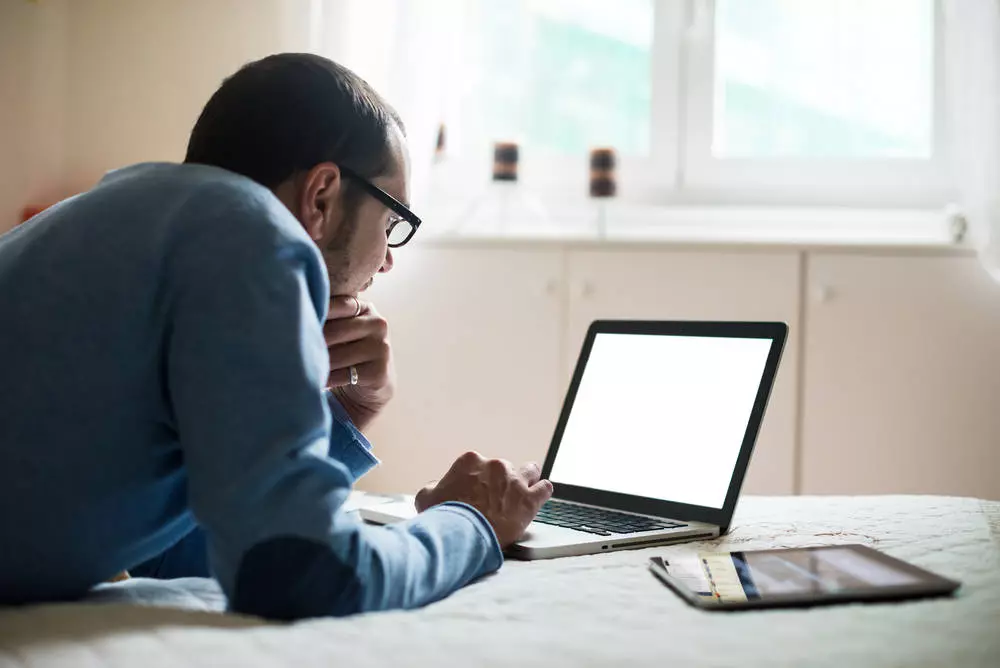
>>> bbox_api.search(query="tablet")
[648,544,960,611]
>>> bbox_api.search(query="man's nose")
[379,247,394,273]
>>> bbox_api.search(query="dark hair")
[185,53,405,189]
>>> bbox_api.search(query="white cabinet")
[360,246,565,494]
[356,241,999,501]
[565,249,801,495]
[802,253,1000,498]
[359,243,800,496]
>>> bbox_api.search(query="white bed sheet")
[1,495,998,668]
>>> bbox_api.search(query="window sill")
[417,202,970,254]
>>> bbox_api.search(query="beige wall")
[63,0,313,192]
[0,0,68,233]
[0,0,315,231]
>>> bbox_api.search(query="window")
[361,0,954,209]
[682,0,946,206]
[447,0,654,156]
[712,0,934,159]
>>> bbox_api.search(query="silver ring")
[351,296,362,317]
[349,365,359,386]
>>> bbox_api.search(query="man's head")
[185,53,412,296]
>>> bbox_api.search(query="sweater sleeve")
[164,185,502,620]
[324,390,380,482]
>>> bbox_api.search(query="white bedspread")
[1,495,998,668]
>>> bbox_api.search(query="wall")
[0,0,396,229]
[1,0,323,230]
[63,0,314,193]
[0,0,68,233]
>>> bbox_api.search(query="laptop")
[360,320,788,559]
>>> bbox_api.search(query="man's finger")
[518,462,542,486]
[328,295,370,320]
[327,361,375,388]
[327,338,382,367]
[323,316,382,346]
[529,479,554,505]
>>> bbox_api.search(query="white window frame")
[679,0,954,208]
[334,0,959,216]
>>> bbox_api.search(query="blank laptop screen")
[548,332,773,510]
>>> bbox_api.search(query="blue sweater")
[0,163,502,618]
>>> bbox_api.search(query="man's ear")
[299,162,343,241]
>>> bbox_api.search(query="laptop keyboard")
[533,499,687,536]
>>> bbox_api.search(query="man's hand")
[325,296,396,431]
[414,451,554,548]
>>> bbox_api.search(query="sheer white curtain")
[947,0,1000,281]
[313,0,463,212]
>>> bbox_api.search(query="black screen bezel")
[540,320,788,533]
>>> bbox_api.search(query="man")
[0,53,552,619]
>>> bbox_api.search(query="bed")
[1,494,998,668]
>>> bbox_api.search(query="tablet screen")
[660,545,928,605]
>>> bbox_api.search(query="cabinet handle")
[581,281,596,298]
[814,285,834,304]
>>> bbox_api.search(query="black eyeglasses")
[339,165,422,248]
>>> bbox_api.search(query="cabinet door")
[566,249,801,495]
[803,253,1000,498]
[358,246,564,494]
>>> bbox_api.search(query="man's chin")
[330,277,374,297]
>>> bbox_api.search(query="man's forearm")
[230,502,503,619]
